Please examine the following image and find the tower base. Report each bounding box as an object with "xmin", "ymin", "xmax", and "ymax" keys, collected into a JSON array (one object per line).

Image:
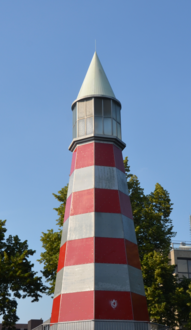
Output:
[{"xmin": 48, "ymin": 321, "xmax": 150, "ymax": 330}]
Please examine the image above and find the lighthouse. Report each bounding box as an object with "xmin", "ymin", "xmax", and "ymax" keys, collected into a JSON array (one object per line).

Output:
[{"xmin": 50, "ymin": 52, "xmax": 149, "ymax": 329}]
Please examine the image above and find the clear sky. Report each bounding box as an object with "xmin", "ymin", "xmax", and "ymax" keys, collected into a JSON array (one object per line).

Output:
[{"xmin": 0, "ymin": 0, "xmax": 191, "ymax": 323}]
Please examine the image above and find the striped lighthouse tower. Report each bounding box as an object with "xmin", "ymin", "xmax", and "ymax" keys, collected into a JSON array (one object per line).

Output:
[{"xmin": 50, "ymin": 53, "xmax": 149, "ymax": 330}]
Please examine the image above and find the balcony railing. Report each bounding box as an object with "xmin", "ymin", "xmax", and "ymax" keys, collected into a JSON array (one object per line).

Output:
[
  {"xmin": 171, "ymin": 241, "xmax": 191, "ymax": 250},
  {"xmin": 32, "ymin": 321, "xmax": 169, "ymax": 330}
]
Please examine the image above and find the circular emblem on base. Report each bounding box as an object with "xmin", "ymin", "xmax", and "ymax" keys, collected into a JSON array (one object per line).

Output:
[{"xmin": 110, "ymin": 299, "xmax": 118, "ymax": 309}]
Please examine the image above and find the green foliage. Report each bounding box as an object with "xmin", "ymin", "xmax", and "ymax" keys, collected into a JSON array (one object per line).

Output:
[
  {"xmin": 38, "ymin": 186, "xmax": 68, "ymax": 295},
  {"xmin": 52, "ymin": 186, "xmax": 68, "ymax": 228},
  {"xmin": 142, "ymin": 251, "xmax": 177, "ymax": 327},
  {"xmin": 185, "ymin": 282, "xmax": 191, "ymax": 329},
  {"xmin": 175, "ymin": 278, "xmax": 191, "ymax": 329},
  {"xmin": 0, "ymin": 220, "xmax": 46, "ymax": 329},
  {"xmin": 142, "ymin": 255, "xmax": 191, "ymax": 329},
  {"xmin": 124, "ymin": 157, "xmax": 175, "ymax": 259}
]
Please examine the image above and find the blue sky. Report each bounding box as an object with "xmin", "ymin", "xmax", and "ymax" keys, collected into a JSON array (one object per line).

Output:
[{"xmin": 0, "ymin": 0, "xmax": 191, "ymax": 323}]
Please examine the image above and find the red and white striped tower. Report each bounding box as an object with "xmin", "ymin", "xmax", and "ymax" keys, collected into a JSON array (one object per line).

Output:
[{"xmin": 50, "ymin": 53, "xmax": 149, "ymax": 330}]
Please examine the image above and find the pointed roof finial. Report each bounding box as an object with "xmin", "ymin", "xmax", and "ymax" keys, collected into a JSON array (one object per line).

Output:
[{"xmin": 72, "ymin": 52, "xmax": 120, "ymax": 107}]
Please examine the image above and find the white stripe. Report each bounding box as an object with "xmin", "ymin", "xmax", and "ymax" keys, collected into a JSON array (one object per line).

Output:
[
  {"xmin": 54, "ymin": 268, "xmax": 64, "ymax": 298},
  {"xmin": 95, "ymin": 263, "xmax": 130, "ymax": 291},
  {"xmin": 69, "ymin": 166, "xmax": 129, "ymax": 195},
  {"xmin": 60, "ymin": 219, "xmax": 69, "ymax": 246},
  {"xmin": 95, "ymin": 213, "xmax": 124, "ymax": 238},
  {"xmin": 62, "ymin": 264, "xmax": 94, "ymax": 293},
  {"xmin": 128, "ymin": 265, "xmax": 145, "ymax": 296},
  {"xmin": 122, "ymin": 215, "xmax": 137, "ymax": 244},
  {"xmin": 95, "ymin": 166, "xmax": 118, "ymax": 190},
  {"xmin": 67, "ymin": 172, "xmax": 74, "ymax": 198},
  {"xmin": 73, "ymin": 166, "xmax": 94, "ymax": 192},
  {"xmin": 116, "ymin": 168, "xmax": 129, "ymax": 195},
  {"xmin": 67, "ymin": 213, "xmax": 94, "ymax": 241},
  {"xmin": 61, "ymin": 214, "xmax": 137, "ymax": 243}
]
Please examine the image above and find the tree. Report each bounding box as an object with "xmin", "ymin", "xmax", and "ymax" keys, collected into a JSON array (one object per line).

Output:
[
  {"xmin": 38, "ymin": 186, "xmax": 68, "ymax": 295},
  {"xmin": 175, "ymin": 278, "xmax": 191, "ymax": 329},
  {"xmin": 123, "ymin": 157, "xmax": 175, "ymax": 259},
  {"xmin": 141, "ymin": 251, "xmax": 178, "ymax": 327},
  {"xmin": 0, "ymin": 220, "xmax": 47, "ymax": 329},
  {"xmin": 185, "ymin": 282, "xmax": 191, "ymax": 328}
]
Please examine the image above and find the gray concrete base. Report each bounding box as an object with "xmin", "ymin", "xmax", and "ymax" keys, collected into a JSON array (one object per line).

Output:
[
  {"xmin": 42, "ymin": 321, "xmax": 149, "ymax": 330},
  {"xmin": 34, "ymin": 321, "xmax": 169, "ymax": 330}
]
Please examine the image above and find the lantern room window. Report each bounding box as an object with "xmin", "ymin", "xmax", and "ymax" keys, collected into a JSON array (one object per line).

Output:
[{"xmin": 72, "ymin": 97, "xmax": 121, "ymax": 140}]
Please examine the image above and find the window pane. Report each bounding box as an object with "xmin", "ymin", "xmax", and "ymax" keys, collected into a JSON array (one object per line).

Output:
[
  {"xmin": 78, "ymin": 119, "xmax": 85, "ymax": 137},
  {"xmin": 94, "ymin": 98, "xmax": 102, "ymax": 116},
  {"xmin": 95, "ymin": 117, "xmax": 103, "ymax": 134},
  {"xmin": 119, "ymin": 111, "xmax": 121, "ymax": 123},
  {"xmin": 103, "ymin": 99, "xmax": 111, "ymax": 117},
  {"xmin": 104, "ymin": 118, "xmax": 112, "ymax": 135},
  {"xmin": 116, "ymin": 106, "xmax": 121, "ymax": 123},
  {"xmin": 113, "ymin": 119, "xmax": 117, "ymax": 136},
  {"xmin": 73, "ymin": 106, "xmax": 76, "ymax": 126},
  {"xmin": 117, "ymin": 123, "xmax": 121, "ymax": 139},
  {"xmin": 112, "ymin": 102, "xmax": 117, "ymax": 120},
  {"xmin": 87, "ymin": 117, "xmax": 93, "ymax": 135},
  {"xmin": 78, "ymin": 101, "xmax": 86, "ymax": 119},
  {"xmin": 178, "ymin": 259, "xmax": 188, "ymax": 273},
  {"xmin": 73, "ymin": 124, "xmax": 76, "ymax": 138},
  {"xmin": 179, "ymin": 273, "xmax": 189, "ymax": 279},
  {"xmin": 86, "ymin": 99, "xmax": 93, "ymax": 117},
  {"xmin": 188, "ymin": 260, "xmax": 191, "ymax": 273}
]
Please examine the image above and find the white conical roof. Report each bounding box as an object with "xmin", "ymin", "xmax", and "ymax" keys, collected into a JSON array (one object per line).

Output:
[{"xmin": 76, "ymin": 52, "xmax": 116, "ymax": 101}]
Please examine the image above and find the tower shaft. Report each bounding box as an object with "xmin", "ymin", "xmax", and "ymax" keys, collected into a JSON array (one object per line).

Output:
[{"xmin": 51, "ymin": 141, "xmax": 149, "ymax": 325}]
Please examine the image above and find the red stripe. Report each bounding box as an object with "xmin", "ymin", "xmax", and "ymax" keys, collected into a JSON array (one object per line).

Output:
[
  {"xmin": 125, "ymin": 240, "xmax": 141, "ymax": 270},
  {"xmin": 64, "ymin": 194, "xmax": 72, "ymax": 223},
  {"xmin": 73, "ymin": 143, "xmax": 125, "ymax": 171},
  {"xmin": 95, "ymin": 237, "xmax": 126, "ymax": 264},
  {"xmin": 65, "ymin": 237, "xmax": 94, "ymax": 266},
  {"xmin": 59, "ymin": 291, "xmax": 94, "ymax": 321},
  {"xmin": 95, "ymin": 189, "xmax": 121, "ymax": 213},
  {"xmin": 131, "ymin": 292, "xmax": 149, "ymax": 321},
  {"xmin": 119, "ymin": 191, "xmax": 133, "ymax": 219},
  {"xmin": 95, "ymin": 291, "xmax": 133, "ymax": 320},
  {"xmin": 95, "ymin": 142, "xmax": 115, "ymax": 167},
  {"xmin": 57, "ymin": 243, "xmax": 66, "ymax": 273},
  {"xmin": 67, "ymin": 190, "xmax": 133, "ymax": 218},
  {"xmin": 70, "ymin": 150, "xmax": 77, "ymax": 175},
  {"xmin": 50, "ymin": 294, "xmax": 61, "ymax": 324},
  {"xmin": 70, "ymin": 189, "xmax": 94, "ymax": 216},
  {"xmin": 75, "ymin": 143, "xmax": 94, "ymax": 169},
  {"xmin": 113, "ymin": 145, "xmax": 125, "ymax": 173}
]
